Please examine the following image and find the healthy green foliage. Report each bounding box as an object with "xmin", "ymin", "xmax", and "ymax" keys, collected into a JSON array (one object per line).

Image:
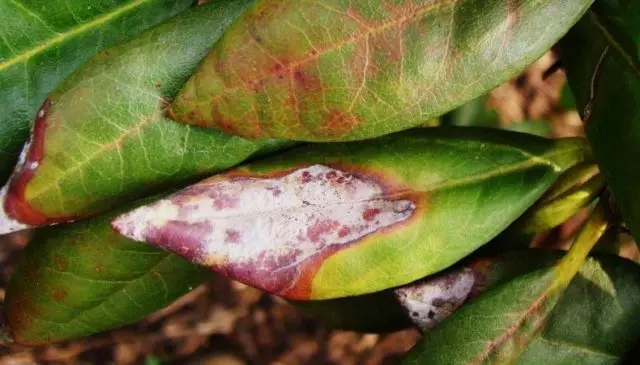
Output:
[
  {"xmin": 169, "ymin": 0, "xmax": 592, "ymax": 141},
  {"xmin": 0, "ymin": 0, "xmax": 291, "ymax": 233},
  {"xmin": 561, "ymin": 0, "xmax": 640, "ymax": 242},
  {"xmin": 0, "ymin": 0, "xmax": 192, "ymax": 184},
  {"xmin": 113, "ymin": 128, "xmax": 589, "ymax": 300},
  {"xmin": 516, "ymin": 255, "xmax": 640, "ymax": 365},
  {"xmin": 3, "ymin": 196, "xmax": 210, "ymax": 345}
]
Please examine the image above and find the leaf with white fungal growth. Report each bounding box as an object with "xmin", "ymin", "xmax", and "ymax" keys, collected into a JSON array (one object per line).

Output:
[
  {"xmin": 168, "ymin": 0, "xmax": 593, "ymax": 141},
  {"xmin": 402, "ymin": 201, "xmax": 612, "ymax": 364},
  {"xmin": 403, "ymin": 253, "xmax": 640, "ymax": 364},
  {"xmin": 395, "ymin": 251, "xmax": 561, "ymax": 332},
  {"xmin": 0, "ymin": 1, "xmax": 292, "ymax": 235},
  {"xmin": 113, "ymin": 127, "xmax": 589, "ymax": 300}
]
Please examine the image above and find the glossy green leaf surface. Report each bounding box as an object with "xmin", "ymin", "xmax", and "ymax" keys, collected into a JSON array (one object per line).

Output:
[
  {"xmin": 113, "ymin": 127, "xmax": 589, "ymax": 300},
  {"xmin": 0, "ymin": 0, "xmax": 192, "ymax": 184},
  {"xmin": 0, "ymin": 0, "xmax": 292, "ymax": 234},
  {"xmin": 515, "ymin": 255, "xmax": 640, "ymax": 365},
  {"xmin": 403, "ymin": 203, "xmax": 612, "ymax": 364},
  {"xmin": 3, "ymin": 197, "xmax": 210, "ymax": 345},
  {"xmin": 169, "ymin": 0, "xmax": 592, "ymax": 141},
  {"xmin": 561, "ymin": 0, "xmax": 640, "ymax": 242}
]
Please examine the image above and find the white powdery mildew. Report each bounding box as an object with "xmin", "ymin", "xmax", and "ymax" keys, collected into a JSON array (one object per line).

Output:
[
  {"xmin": 115, "ymin": 164, "xmax": 416, "ymax": 273},
  {"xmin": 0, "ymin": 138, "xmax": 36, "ymax": 235},
  {"xmin": 395, "ymin": 267, "xmax": 475, "ymax": 332},
  {"xmin": 0, "ymin": 185, "xmax": 30, "ymax": 235}
]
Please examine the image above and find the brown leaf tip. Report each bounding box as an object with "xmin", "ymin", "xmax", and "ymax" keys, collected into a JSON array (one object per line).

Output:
[{"xmin": 113, "ymin": 164, "xmax": 417, "ymax": 297}]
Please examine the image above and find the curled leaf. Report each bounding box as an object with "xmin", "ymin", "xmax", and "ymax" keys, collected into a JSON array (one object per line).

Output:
[
  {"xmin": 169, "ymin": 0, "xmax": 592, "ymax": 141},
  {"xmin": 0, "ymin": 0, "xmax": 193, "ymax": 183},
  {"xmin": 113, "ymin": 128, "xmax": 589, "ymax": 300},
  {"xmin": 0, "ymin": 1, "xmax": 291, "ymax": 235},
  {"xmin": 3, "ymin": 196, "xmax": 209, "ymax": 345}
]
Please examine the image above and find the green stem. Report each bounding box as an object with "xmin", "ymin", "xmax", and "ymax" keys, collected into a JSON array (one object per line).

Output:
[{"xmin": 553, "ymin": 199, "xmax": 611, "ymax": 289}]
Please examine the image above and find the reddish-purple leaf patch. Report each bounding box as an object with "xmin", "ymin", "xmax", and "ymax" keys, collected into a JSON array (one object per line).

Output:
[{"xmin": 113, "ymin": 164, "xmax": 418, "ymax": 299}]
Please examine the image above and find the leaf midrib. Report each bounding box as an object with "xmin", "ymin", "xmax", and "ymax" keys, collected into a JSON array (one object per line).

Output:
[
  {"xmin": 468, "ymin": 286, "xmax": 555, "ymax": 364},
  {"xmin": 0, "ymin": 0, "xmax": 155, "ymax": 71}
]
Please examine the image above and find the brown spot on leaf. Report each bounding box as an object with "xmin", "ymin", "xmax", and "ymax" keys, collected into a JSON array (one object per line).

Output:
[
  {"xmin": 53, "ymin": 255, "xmax": 68, "ymax": 271},
  {"xmin": 317, "ymin": 110, "xmax": 360, "ymax": 137},
  {"xmin": 52, "ymin": 288, "xmax": 68, "ymax": 302}
]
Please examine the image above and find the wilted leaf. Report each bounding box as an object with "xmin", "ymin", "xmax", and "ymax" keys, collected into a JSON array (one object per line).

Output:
[
  {"xmin": 560, "ymin": 0, "xmax": 640, "ymax": 242},
  {"xmin": 168, "ymin": 0, "xmax": 592, "ymax": 141},
  {"xmin": 3, "ymin": 196, "xmax": 209, "ymax": 345},
  {"xmin": 402, "ymin": 202, "xmax": 611, "ymax": 364},
  {"xmin": 0, "ymin": 1, "xmax": 291, "ymax": 235},
  {"xmin": 113, "ymin": 127, "xmax": 589, "ymax": 300},
  {"xmin": 0, "ymin": 0, "xmax": 192, "ymax": 184}
]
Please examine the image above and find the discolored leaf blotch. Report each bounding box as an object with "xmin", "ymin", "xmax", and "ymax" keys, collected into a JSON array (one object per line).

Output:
[
  {"xmin": 561, "ymin": 0, "xmax": 640, "ymax": 243},
  {"xmin": 0, "ymin": 1, "xmax": 291, "ymax": 235},
  {"xmin": 395, "ymin": 250, "xmax": 562, "ymax": 332},
  {"xmin": 113, "ymin": 128, "xmax": 589, "ymax": 300},
  {"xmin": 3, "ymin": 195, "xmax": 209, "ymax": 345},
  {"xmin": 0, "ymin": 0, "xmax": 193, "ymax": 184},
  {"xmin": 169, "ymin": 0, "xmax": 592, "ymax": 141}
]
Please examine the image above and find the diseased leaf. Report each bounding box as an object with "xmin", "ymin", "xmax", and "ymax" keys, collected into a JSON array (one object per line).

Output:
[
  {"xmin": 0, "ymin": 0, "xmax": 192, "ymax": 184},
  {"xmin": 395, "ymin": 250, "xmax": 561, "ymax": 332},
  {"xmin": 113, "ymin": 127, "xmax": 589, "ymax": 300},
  {"xmin": 3, "ymin": 196, "xmax": 209, "ymax": 345},
  {"xmin": 403, "ymin": 254, "xmax": 640, "ymax": 365},
  {"xmin": 560, "ymin": 0, "xmax": 640, "ymax": 242},
  {"xmin": 402, "ymin": 202, "xmax": 611, "ymax": 364},
  {"xmin": 168, "ymin": 0, "xmax": 592, "ymax": 141},
  {"xmin": 0, "ymin": 1, "xmax": 292, "ymax": 235}
]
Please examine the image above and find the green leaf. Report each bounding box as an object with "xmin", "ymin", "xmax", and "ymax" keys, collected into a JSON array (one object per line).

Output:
[
  {"xmin": 0, "ymin": 0, "xmax": 292, "ymax": 235},
  {"xmin": 442, "ymin": 94, "xmax": 552, "ymax": 137},
  {"xmin": 403, "ymin": 255, "xmax": 640, "ymax": 365},
  {"xmin": 0, "ymin": 0, "xmax": 193, "ymax": 184},
  {"xmin": 560, "ymin": 1, "xmax": 640, "ymax": 243},
  {"xmin": 402, "ymin": 202, "xmax": 612, "ymax": 364},
  {"xmin": 290, "ymin": 290, "xmax": 412, "ymax": 333},
  {"xmin": 516, "ymin": 254, "xmax": 640, "ymax": 365},
  {"xmin": 3, "ymin": 196, "xmax": 210, "ymax": 345},
  {"xmin": 112, "ymin": 127, "xmax": 589, "ymax": 300},
  {"xmin": 168, "ymin": 0, "xmax": 592, "ymax": 141}
]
